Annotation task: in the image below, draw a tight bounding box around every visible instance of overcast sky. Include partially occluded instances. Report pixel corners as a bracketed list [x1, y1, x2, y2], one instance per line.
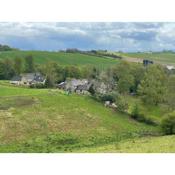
[0, 22, 175, 52]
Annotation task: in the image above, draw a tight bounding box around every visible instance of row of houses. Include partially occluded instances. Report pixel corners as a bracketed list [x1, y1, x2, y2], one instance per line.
[10, 74, 110, 96]
[10, 60, 175, 90]
[57, 78, 114, 95]
[57, 79, 91, 94]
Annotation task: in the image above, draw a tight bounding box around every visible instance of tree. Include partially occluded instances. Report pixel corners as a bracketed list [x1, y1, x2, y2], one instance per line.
[40, 62, 58, 87]
[131, 104, 139, 119]
[14, 57, 22, 75]
[115, 94, 128, 112]
[130, 64, 145, 93]
[0, 59, 15, 79]
[0, 44, 14, 51]
[112, 62, 134, 94]
[65, 66, 81, 79]
[161, 112, 175, 135]
[24, 55, 35, 73]
[166, 75, 175, 110]
[80, 66, 100, 79]
[4, 59, 15, 79]
[117, 74, 134, 94]
[0, 61, 5, 79]
[138, 65, 167, 105]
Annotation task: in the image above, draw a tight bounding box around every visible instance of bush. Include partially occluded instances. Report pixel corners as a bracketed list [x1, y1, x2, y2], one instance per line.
[161, 112, 175, 135]
[131, 104, 139, 119]
[131, 104, 156, 125]
[100, 94, 116, 103]
[116, 95, 128, 112]
[137, 113, 156, 125]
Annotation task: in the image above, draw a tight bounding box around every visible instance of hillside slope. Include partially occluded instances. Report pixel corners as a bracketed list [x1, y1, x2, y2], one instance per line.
[0, 50, 120, 69]
[0, 82, 158, 152]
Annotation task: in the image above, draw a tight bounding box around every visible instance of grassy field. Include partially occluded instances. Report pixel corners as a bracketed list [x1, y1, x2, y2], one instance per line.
[120, 52, 175, 66]
[77, 135, 175, 153]
[0, 82, 159, 152]
[0, 50, 120, 69]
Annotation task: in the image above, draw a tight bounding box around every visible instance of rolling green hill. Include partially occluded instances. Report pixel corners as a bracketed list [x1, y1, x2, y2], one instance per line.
[0, 82, 158, 152]
[120, 52, 175, 66]
[0, 50, 120, 69]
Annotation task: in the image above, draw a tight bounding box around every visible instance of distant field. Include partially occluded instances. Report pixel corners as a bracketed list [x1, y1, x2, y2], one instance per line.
[0, 82, 158, 152]
[78, 135, 175, 153]
[0, 51, 120, 69]
[120, 52, 175, 66]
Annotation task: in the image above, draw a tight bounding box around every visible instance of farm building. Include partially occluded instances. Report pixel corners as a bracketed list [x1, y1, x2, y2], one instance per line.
[57, 79, 91, 94]
[10, 75, 22, 85]
[10, 72, 45, 86]
[143, 59, 154, 66]
[57, 78, 114, 95]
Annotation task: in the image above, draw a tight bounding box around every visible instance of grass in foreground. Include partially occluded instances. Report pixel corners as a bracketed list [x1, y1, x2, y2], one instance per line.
[77, 135, 175, 153]
[0, 82, 159, 152]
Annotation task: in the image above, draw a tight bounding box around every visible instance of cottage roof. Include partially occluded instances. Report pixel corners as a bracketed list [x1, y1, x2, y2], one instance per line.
[70, 79, 88, 86]
[21, 73, 45, 82]
[76, 84, 88, 91]
[11, 75, 22, 81]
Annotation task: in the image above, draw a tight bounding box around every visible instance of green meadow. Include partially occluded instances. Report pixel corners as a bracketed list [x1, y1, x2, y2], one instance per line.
[0, 82, 159, 152]
[0, 50, 175, 152]
[77, 135, 175, 153]
[0, 50, 120, 69]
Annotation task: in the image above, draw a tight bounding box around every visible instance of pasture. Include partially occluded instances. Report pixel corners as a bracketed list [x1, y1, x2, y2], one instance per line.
[0, 50, 120, 70]
[78, 135, 175, 153]
[0, 82, 158, 152]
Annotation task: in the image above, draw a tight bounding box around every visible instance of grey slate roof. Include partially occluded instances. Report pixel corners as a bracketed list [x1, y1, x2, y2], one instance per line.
[11, 75, 22, 81]
[21, 73, 45, 83]
[11, 72, 45, 84]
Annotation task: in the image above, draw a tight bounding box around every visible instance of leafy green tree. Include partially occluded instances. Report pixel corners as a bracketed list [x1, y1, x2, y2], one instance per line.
[24, 55, 35, 73]
[131, 104, 139, 119]
[4, 59, 15, 79]
[138, 65, 167, 105]
[80, 66, 100, 79]
[161, 112, 175, 135]
[0, 59, 15, 79]
[130, 64, 145, 92]
[40, 62, 58, 87]
[0, 44, 14, 51]
[65, 66, 81, 79]
[112, 62, 135, 94]
[14, 57, 22, 75]
[117, 74, 134, 94]
[0, 61, 5, 79]
[116, 94, 128, 112]
[166, 75, 175, 110]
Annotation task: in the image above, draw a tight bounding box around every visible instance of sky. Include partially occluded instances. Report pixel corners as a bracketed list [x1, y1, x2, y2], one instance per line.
[0, 22, 175, 52]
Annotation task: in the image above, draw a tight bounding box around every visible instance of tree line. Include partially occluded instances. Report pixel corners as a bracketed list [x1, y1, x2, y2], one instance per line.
[0, 55, 174, 109]
[0, 55, 99, 84]
[0, 55, 35, 79]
